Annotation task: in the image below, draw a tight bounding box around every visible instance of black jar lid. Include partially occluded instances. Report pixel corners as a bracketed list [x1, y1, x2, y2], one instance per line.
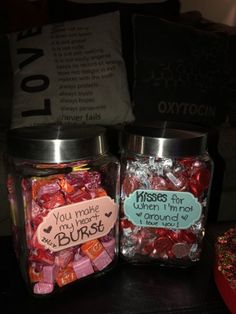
[7, 124, 108, 163]
[121, 124, 208, 158]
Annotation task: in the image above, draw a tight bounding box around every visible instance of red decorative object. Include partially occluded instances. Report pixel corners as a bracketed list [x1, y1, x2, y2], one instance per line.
[214, 228, 236, 314]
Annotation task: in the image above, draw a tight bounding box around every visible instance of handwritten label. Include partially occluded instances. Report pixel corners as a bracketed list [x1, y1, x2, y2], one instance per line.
[124, 190, 202, 229]
[37, 196, 118, 252]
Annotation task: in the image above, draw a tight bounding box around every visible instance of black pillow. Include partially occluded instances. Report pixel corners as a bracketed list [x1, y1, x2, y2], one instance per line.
[132, 14, 230, 127]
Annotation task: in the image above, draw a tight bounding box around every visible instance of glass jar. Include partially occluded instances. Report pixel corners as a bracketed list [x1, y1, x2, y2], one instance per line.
[6, 125, 120, 296]
[119, 125, 213, 267]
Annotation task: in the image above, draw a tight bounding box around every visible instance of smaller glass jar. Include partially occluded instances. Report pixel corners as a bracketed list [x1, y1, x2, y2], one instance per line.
[6, 125, 120, 296]
[119, 125, 213, 267]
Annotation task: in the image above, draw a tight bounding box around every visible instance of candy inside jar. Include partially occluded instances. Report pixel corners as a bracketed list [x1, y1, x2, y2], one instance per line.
[6, 125, 120, 296]
[120, 124, 213, 267]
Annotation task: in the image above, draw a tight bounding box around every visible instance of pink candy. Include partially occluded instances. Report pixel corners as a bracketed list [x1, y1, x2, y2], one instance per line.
[92, 250, 112, 271]
[55, 248, 74, 268]
[73, 256, 94, 279]
[101, 238, 116, 259]
[33, 282, 54, 294]
[43, 265, 58, 284]
[37, 182, 61, 198]
[21, 166, 117, 295]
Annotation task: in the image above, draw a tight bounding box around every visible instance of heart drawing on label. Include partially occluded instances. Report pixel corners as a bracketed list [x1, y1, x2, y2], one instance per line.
[181, 215, 188, 221]
[105, 212, 112, 218]
[136, 212, 142, 217]
[43, 225, 52, 234]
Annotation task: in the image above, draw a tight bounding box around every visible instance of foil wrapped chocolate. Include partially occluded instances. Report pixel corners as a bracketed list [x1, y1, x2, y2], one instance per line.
[120, 125, 213, 267]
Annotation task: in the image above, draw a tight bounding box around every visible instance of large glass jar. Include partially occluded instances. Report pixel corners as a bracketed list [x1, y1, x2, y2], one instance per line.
[6, 125, 120, 296]
[119, 125, 213, 267]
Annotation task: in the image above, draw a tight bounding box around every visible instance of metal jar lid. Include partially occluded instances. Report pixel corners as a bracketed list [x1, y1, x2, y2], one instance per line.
[121, 124, 208, 158]
[7, 125, 108, 163]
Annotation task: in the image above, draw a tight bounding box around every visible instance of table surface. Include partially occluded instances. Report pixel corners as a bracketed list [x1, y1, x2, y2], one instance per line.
[1, 222, 234, 314]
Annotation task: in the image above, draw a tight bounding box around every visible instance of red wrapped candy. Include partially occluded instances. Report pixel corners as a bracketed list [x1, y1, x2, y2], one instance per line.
[120, 125, 213, 267]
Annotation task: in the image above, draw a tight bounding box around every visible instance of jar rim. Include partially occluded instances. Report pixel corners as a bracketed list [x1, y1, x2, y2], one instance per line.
[121, 124, 208, 157]
[7, 124, 108, 163]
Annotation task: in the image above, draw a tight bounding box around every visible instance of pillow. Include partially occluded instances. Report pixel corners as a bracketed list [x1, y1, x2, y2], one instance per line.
[174, 11, 236, 128]
[132, 14, 230, 127]
[48, 0, 181, 94]
[8, 11, 134, 128]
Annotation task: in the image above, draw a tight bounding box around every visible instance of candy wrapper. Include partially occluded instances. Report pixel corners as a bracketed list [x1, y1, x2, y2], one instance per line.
[120, 125, 213, 267]
[214, 228, 236, 313]
[8, 160, 119, 296]
[6, 125, 120, 296]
